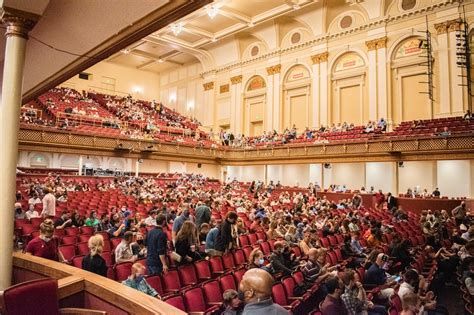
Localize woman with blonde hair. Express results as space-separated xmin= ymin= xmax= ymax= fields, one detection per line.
xmin=82 ymin=234 xmax=107 ymax=276
xmin=26 ymin=219 xmax=66 ymax=262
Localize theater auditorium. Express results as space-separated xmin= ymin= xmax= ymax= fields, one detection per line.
xmin=1 ymin=0 xmax=474 ymax=314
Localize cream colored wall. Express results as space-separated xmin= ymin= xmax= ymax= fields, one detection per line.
xmin=436 ymin=160 xmax=471 ymax=198
xmin=226 ymin=165 xmax=265 ymax=183
xmin=398 ymin=161 xmax=436 ymax=194
xmin=139 ymin=159 xmax=169 ymax=174
xmin=365 ymin=162 xmax=396 ymax=193
xmin=281 ymin=164 xmax=310 ymax=187
xmin=187 ymin=163 xmax=220 ymax=179
xmin=61 ymin=61 xmax=160 ymax=101
xmin=309 ymin=164 xmax=323 ymax=187
xmin=267 ymin=165 xmax=283 ymax=184
xmin=330 ymin=163 xmax=365 ymax=190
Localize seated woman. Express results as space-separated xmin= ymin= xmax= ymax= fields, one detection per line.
xmin=122 ymin=263 xmax=160 ymax=298
xmin=247 ymin=248 xmax=271 ymax=273
xmin=82 ymin=234 xmax=107 ymax=277
xmin=175 ymin=221 xmax=201 ymax=264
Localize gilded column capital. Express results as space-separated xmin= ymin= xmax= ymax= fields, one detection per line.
xmin=203 ymin=82 xmax=214 ymax=91
xmin=366 ymin=38 xmax=378 ymax=51
xmin=219 ymin=84 xmax=229 ymax=94
xmin=434 ymin=22 xmax=448 ymax=35
xmin=311 ymin=52 xmax=329 ymax=64
xmin=447 ymin=19 xmax=462 ymax=32
xmin=230 ymin=75 xmax=242 ymax=85
xmin=366 ymin=37 xmax=387 ymax=51
xmin=266 ymin=64 xmax=281 ymax=75
xmin=1 ymin=13 xmax=36 ymax=39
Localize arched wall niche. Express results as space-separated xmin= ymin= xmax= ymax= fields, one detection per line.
xmin=282 ymin=64 xmax=312 ymax=130
xmin=330 ymin=51 xmax=368 ymax=126
xmin=29 ymin=153 xmax=51 ymax=168
xmin=390 ymin=36 xmax=433 ymax=123
xmin=243 ymin=75 xmax=267 ymax=136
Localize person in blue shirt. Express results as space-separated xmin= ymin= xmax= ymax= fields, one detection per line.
xmin=146 ymin=214 xmax=168 ymax=275
xmin=364 ymin=253 xmax=396 ymax=299
xmin=122 ymin=262 xmax=160 ymax=298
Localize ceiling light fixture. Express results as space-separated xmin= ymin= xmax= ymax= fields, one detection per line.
xmin=293 ymin=4 xmax=301 ymax=10
xmin=121 ymin=49 xmax=130 ymax=54
xmin=170 ymin=23 xmax=183 ymax=36
xmin=211 ymin=37 xmax=217 ymax=42
xmin=206 ymin=5 xmax=219 ymax=19
xmin=248 ymin=22 xmax=255 ymax=27
xmin=157 ymin=58 xmax=164 ymax=63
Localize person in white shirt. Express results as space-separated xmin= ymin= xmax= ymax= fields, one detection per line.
xmin=144 ymin=210 xmax=157 ymax=226
xmin=115 ymin=231 xmax=138 ymax=264
xmin=28 ymin=194 xmax=42 ymax=206
xmin=41 ymin=188 xmax=56 ymax=218
xmin=25 ymin=204 xmax=40 ymax=220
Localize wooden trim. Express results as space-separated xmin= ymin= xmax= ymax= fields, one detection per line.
xmin=12 ymin=252 xmax=186 ymax=315
xmin=22 ymin=0 xmax=212 ymax=103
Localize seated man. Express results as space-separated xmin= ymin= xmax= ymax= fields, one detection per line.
xmin=239 ymin=268 xmax=288 ymax=314
xmin=364 ymin=253 xmax=396 ymax=299
xmin=301 ymin=248 xmax=335 ymax=288
xmin=270 ymin=241 xmax=298 ymax=276
xmin=115 ymin=231 xmax=138 ymax=264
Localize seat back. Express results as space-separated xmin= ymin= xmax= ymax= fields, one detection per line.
xmin=272 ymin=283 xmax=289 ymax=306
xmin=391 ymin=294 xmax=402 ymax=313
xmin=162 ymin=269 xmax=182 ymax=293
xmin=195 ymin=259 xmax=212 ymax=281
xmin=2 ymin=278 xmax=60 ymax=315
xmin=233 ymin=267 xmax=246 ymax=284
xmin=238 ymin=235 xmax=249 ymax=247
xmin=64 ymin=227 xmax=79 ymax=236
xmin=145 ymin=275 xmax=164 ymax=296
xmin=292 ymin=270 xmax=305 ymax=286
xmin=163 ymin=294 xmax=186 ymax=311
xmin=281 ymin=276 xmax=297 ymax=298
xmin=72 ymin=255 xmax=85 ymax=268
xmin=202 ymin=279 xmax=223 ymax=304
xmin=114 ymin=262 xmax=132 ymax=282
xmin=80 ymin=226 xmax=94 ymax=235
xmin=233 ymin=249 xmax=246 ymax=266
xmin=247 ymin=233 xmax=258 ymax=245
xmin=260 ymin=242 xmax=271 ymax=256
xmin=219 ymin=273 xmax=237 ymax=291
xmin=76 ymin=242 xmax=90 ymax=255
xmin=178 ymin=264 xmax=197 ymax=286
xmin=183 ymin=287 xmax=207 ymax=312
xmin=209 ymin=256 xmax=224 ymax=274
xmin=61 ymin=235 xmax=77 ymax=245
xmin=222 ymin=253 xmax=235 ymax=270
xmin=58 ymin=244 xmax=76 ymax=262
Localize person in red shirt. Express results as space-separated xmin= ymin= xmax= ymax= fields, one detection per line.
xmin=25 ymin=219 xmax=66 ymax=263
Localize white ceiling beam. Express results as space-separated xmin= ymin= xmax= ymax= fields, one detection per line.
xmin=183 ymin=25 xmax=214 ymax=38
xmin=219 ymin=8 xmax=251 ymax=24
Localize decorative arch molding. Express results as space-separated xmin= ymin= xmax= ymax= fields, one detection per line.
xmin=281 ymin=63 xmax=312 ymax=89
xmin=387 ymin=33 xmax=438 ymax=63
xmin=328 ymin=48 xmax=369 ymax=74
xmin=282 ymin=64 xmax=312 ymax=130
xmin=281 ymin=27 xmax=312 ymax=48
xmin=327 ymin=10 xmax=369 ymax=34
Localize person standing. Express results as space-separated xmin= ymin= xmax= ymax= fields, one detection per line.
xmin=215 ymin=212 xmax=238 ymax=254
xmin=195 ymin=200 xmax=211 ymax=229
xmin=41 ymin=188 xmax=56 ymax=218
xmin=146 ymin=214 xmax=169 ymax=275
xmin=26 ymin=219 xmax=67 ymax=263
xmin=452 ymin=201 xmax=467 ymax=226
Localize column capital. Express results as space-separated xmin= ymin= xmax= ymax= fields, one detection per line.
xmin=311 ymin=52 xmax=329 ymax=64
xmin=446 ymin=18 xmax=462 ymax=33
xmin=434 ymin=22 xmax=448 ymax=35
xmin=230 ymin=75 xmax=242 ymax=85
xmin=266 ymin=64 xmax=281 ymax=75
xmin=365 ymin=37 xmax=387 ymax=51
xmin=219 ymin=84 xmax=229 ymax=94
xmin=203 ymin=81 xmax=214 ymax=91
xmin=1 ymin=13 xmax=36 ymax=39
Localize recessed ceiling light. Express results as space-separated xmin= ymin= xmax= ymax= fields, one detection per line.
xmin=121 ymin=49 xmax=130 ymax=54
xmin=248 ymin=22 xmax=255 ymax=27
xmin=170 ymin=23 xmax=183 ymax=36
xmin=158 ymin=59 xmax=164 ymax=63
xmin=212 ymin=37 xmax=217 ymax=42
xmin=293 ymin=4 xmax=301 ymax=10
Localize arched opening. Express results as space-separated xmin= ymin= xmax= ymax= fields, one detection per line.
xmin=331 ymin=52 xmax=367 ymax=125
xmin=243 ymin=75 xmax=266 ymax=136
xmin=390 ymin=37 xmax=432 ymax=123
xmin=282 ymin=65 xmax=311 ymax=131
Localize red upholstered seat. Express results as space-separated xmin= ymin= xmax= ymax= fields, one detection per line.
xmin=222 ymin=253 xmax=236 ymax=270
xmin=61 ymin=235 xmax=77 ymax=245
xmin=58 ymin=244 xmax=76 ymax=262
xmin=195 ymin=259 xmax=212 ymax=281
xmin=163 ymin=293 xmax=186 ymax=312
xmin=76 ymin=242 xmax=90 ymax=255
xmin=219 ymin=273 xmax=237 ymax=292
xmin=233 ymin=267 xmax=247 ymax=284
xmin=80 ymin=226 xmax=94 ymax=235
xmin=114 ymin=262 xmax=132 ymax=282
xmin=272 ymin=282 xmax=301 ymax=313
xmin=233 ymin=249 xmax=246 ymax=266
xmin=145 ymin=275 xmax=164 ymax=297
xmin=72 ymin=255 xmax=85 ymax=268
xmin=162 ymin=269 xmax=184 ymax=294
xmin=178 ymin=263 xmax=198 ymax=286
xmin=183 ymin=287 xmax=220 ymax=314
xmin=1 ymin=278 xmax=60 ymax=315
xmin=64 ymin=227 xmax=79 ymax=236
xmin=209 ymin=256 xmax=225 ymax=277
xmin=201 ymin=279 xmax=223 ymax=306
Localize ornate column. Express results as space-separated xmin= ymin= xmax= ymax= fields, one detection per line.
xmin=202 ymin=81 xmax=215 ymax=128
xmin=266 ymin=64 xmax=281 ymax=132
xmin=311 ymin=52 xmax=329 ymax=126
xmin=230 ymin=75 xmax=243 ymax=134
xmin=447 ymin=19 xmax=464 ymax=114
xmin=434 ymin=22 xmax=451 ymax=115
xmin=366 ymin=38 xmax=378 ymax=121
xmin=0 ymin=13 xmax=36 ymax=290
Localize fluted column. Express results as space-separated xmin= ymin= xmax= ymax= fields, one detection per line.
xmin=435 ymin=22 xmax=451 ymax=115
xmin=230 ymin=75 xmax=243 ymax=134
xmin=266 ymin=64 xmax=281 ymax=132
xmin=202 ymin=81 xmax=215 ymax=129
xmin=0 ymin=13 xmax=36 ymax=290
xmin=311 ymin=52 xmax=329 ymax=127
xmin=366 ymin=37 xmax=387 ymax=121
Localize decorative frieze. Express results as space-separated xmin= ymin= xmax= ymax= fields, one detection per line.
xmin=434 ymin=18 xmax=462 ymax=34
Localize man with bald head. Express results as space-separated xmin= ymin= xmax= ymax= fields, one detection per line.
xmin=239 ymin=268 xmax=289 ymax=314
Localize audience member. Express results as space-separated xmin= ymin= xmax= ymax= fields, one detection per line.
xmin=82 ymin=234 xmax=107 ymax=277
xmin=122 ymin=263 xmax=160 ymax=298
